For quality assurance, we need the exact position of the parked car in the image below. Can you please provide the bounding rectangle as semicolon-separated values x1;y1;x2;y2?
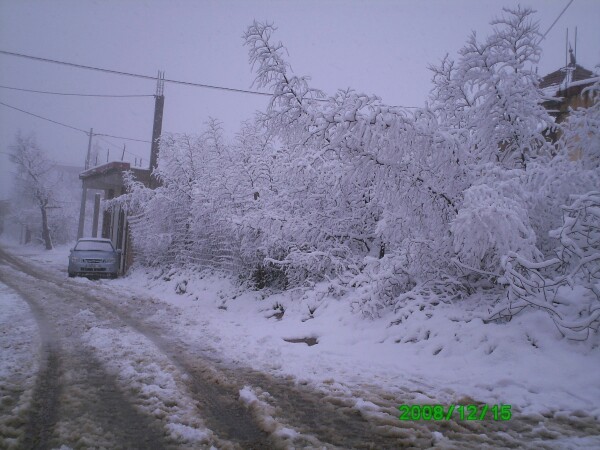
68;238;121;279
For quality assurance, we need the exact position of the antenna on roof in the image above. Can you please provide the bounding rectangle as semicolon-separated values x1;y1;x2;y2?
574;26;578;64
569;46;575;66
565;28;569;71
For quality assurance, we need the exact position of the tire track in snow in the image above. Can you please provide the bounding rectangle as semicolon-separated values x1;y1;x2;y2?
48;284;400;448
3;270;420;447
22;343;61;450
2;248;384;447
0;247;268;449
0;282;42;449
0;270;62;450
0;256;175;449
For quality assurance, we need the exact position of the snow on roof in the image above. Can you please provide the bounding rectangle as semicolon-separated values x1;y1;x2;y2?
77;237;113;242
567;75;600;89
539;64;597;97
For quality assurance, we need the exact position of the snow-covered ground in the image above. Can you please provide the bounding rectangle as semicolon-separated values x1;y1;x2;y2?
4;240;600;447
120;268;600;416
0;282;40;449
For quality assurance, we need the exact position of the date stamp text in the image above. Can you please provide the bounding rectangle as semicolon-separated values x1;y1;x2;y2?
397;404;512;421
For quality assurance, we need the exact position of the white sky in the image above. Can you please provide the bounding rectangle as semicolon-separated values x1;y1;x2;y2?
1;0;599;199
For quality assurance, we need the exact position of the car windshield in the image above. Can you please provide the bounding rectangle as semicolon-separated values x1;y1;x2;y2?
75;240;114;252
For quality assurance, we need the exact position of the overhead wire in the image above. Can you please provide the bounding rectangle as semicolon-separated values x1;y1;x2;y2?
0;100;150;143
94;132;150;143
0;84;154;98
96;135;146;161
0;100;88;134
540;0;575;41
0;49;274;97
0;49;420;108
1;48;421;160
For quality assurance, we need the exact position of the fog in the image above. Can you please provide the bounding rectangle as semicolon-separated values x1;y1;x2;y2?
1;0;598;198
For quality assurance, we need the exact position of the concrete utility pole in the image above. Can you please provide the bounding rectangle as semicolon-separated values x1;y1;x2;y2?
78;128;94;238
77;187;87;239
92;193;101;238
149;71;165;189
85;128;93;170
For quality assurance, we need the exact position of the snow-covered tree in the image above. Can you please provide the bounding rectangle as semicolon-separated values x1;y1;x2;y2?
425;7;563;277
9;133;55;250
429;6;554;169
243;22;467;294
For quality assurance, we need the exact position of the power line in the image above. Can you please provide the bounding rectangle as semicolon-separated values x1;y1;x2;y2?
0;49;274;97
94;132;150;143
541;0;575;41
0;100;88;134
0;84;154;98
96;136;146;160
0;48;419;108
0;99;151;143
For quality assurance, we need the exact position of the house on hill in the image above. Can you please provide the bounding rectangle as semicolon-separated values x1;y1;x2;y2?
540;49;598;125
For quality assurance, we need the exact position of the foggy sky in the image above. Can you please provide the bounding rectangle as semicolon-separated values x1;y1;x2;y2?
1;0;599;199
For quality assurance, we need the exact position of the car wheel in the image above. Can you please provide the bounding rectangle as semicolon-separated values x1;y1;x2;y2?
68;272;75;278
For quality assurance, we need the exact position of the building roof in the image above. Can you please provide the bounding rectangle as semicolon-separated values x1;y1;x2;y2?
539;50;597;98
540;64;595;89
79;161;134;179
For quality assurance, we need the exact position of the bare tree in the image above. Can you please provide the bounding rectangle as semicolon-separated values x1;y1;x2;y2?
9;133;54;250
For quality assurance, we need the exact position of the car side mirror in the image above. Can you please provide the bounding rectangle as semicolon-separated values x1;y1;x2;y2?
117;249;122;254
70;248;74;252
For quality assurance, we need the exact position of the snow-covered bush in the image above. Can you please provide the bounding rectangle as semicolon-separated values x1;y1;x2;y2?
451;183;539;274
551;192;600;282
492;192;600;340
350;253;415;319
523;77;599;256
524;154;600;256
115;122;246;272
561;78;600;169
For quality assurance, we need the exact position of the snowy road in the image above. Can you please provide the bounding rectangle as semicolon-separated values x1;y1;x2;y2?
0;247;416;449
1;246;599;449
